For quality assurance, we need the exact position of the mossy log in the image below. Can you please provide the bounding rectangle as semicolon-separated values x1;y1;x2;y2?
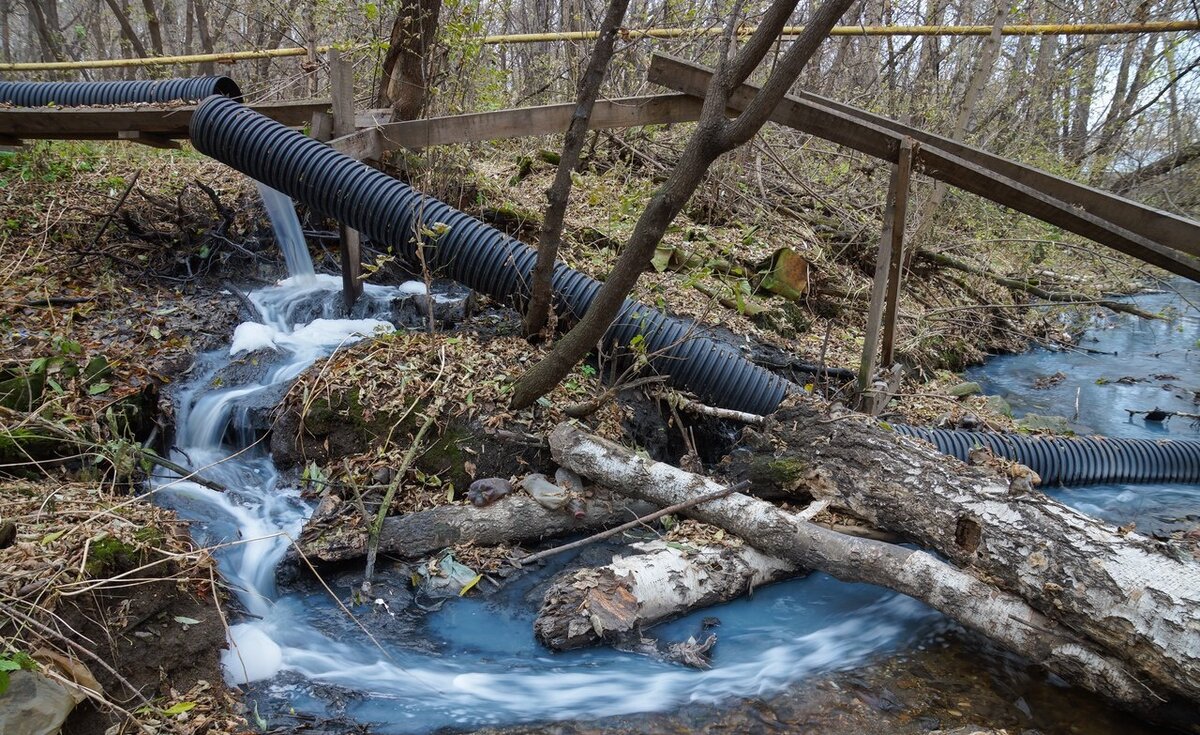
296;489;655;563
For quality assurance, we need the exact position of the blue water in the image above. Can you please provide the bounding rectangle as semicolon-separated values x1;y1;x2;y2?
966;279;1200;535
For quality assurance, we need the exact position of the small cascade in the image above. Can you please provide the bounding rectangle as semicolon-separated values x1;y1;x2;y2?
147;196;943;731
149;183;1200;730
257;183;316;282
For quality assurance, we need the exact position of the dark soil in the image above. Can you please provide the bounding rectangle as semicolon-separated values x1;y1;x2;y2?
60;574;232;733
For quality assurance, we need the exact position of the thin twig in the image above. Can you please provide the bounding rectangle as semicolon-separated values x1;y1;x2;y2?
512;480;751;566
362;396;446;593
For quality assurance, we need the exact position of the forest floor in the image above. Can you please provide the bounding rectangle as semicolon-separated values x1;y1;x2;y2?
0;135;1173;734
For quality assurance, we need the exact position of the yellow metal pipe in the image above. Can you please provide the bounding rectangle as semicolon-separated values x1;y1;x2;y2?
1;21;1196;72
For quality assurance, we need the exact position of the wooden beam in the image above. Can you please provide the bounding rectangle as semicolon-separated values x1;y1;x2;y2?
0;99;332;141
328;48;362;309
880;138;914;366
329;94;704;157
117;130;181;149
339;224;362;309
648;54;1200;282
860;151;906;394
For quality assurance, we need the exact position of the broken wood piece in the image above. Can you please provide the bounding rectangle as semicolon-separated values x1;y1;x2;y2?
296;488;656;563
535;538;800;650
547;421;1199;719
116;130;180;149
654;390;766;426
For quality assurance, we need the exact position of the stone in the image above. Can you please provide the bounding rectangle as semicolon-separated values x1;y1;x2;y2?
1017;413;1073;435
947;381;983;398
0;671;82;735
984;395;1013;418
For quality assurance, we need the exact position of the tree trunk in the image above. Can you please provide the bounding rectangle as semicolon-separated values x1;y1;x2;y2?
535;539;801;649
0;0;11;63
509;0;858;410
102;0;148;57
140;0;164;55
377;0;442;121
1110;142;1200;194
730;400;1200;703
523;0;632;336
547;420;1200;722
908;3;1006;246
193;0;213;74
296;489;655;563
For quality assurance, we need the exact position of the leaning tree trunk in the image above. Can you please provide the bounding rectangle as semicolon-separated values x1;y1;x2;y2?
547;420;1200;723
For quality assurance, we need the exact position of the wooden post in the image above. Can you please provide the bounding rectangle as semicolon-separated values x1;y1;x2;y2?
329;48;363;309
858;150;906;395
880;137;914;366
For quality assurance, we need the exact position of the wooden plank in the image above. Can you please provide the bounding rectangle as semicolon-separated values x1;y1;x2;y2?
786;86;1200;260
859;154;905;393
310;111;333;142
328;48;362;309
880;138;914;366
331;94;704;156
648;54;1200;282
329;49;355;139
0;99;332;140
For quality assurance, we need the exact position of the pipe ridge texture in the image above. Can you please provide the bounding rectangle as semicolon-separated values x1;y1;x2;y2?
892;425;1200;486
0;77;242;107
189;95;790;415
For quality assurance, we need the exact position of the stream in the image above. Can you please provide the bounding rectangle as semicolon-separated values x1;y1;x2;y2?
152;190;1199;733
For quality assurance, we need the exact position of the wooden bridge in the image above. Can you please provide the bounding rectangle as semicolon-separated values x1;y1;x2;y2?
3;51;1198;389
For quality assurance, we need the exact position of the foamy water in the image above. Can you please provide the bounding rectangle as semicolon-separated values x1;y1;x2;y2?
149;187;945;731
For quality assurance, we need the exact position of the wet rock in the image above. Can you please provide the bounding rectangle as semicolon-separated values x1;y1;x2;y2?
468;477;512;506
984;395;1013;418
947;382;983;398
1017;414;1073;435
0;671;83;735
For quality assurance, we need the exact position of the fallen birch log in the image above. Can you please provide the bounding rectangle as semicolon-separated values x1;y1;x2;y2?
729;400;1200;704
548;422;1195;720
535;538;801;649
296;490;655;562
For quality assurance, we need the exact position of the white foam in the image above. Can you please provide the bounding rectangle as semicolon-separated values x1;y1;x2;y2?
229;322;281;355
223;624;284;684
397;280;429;296
280;318;394;350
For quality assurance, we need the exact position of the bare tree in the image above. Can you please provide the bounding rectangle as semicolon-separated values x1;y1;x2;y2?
523;0;632;337
509;0;859;409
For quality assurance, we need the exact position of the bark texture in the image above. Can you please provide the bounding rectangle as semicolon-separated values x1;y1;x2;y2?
297;489;654;562
377;0;442;121
536;539;800;649
548;421;1199;717
733;400;1200;704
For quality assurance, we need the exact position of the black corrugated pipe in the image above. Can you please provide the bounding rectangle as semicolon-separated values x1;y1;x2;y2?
188;95;792;415
893;425;1200;486
0;77;242;107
